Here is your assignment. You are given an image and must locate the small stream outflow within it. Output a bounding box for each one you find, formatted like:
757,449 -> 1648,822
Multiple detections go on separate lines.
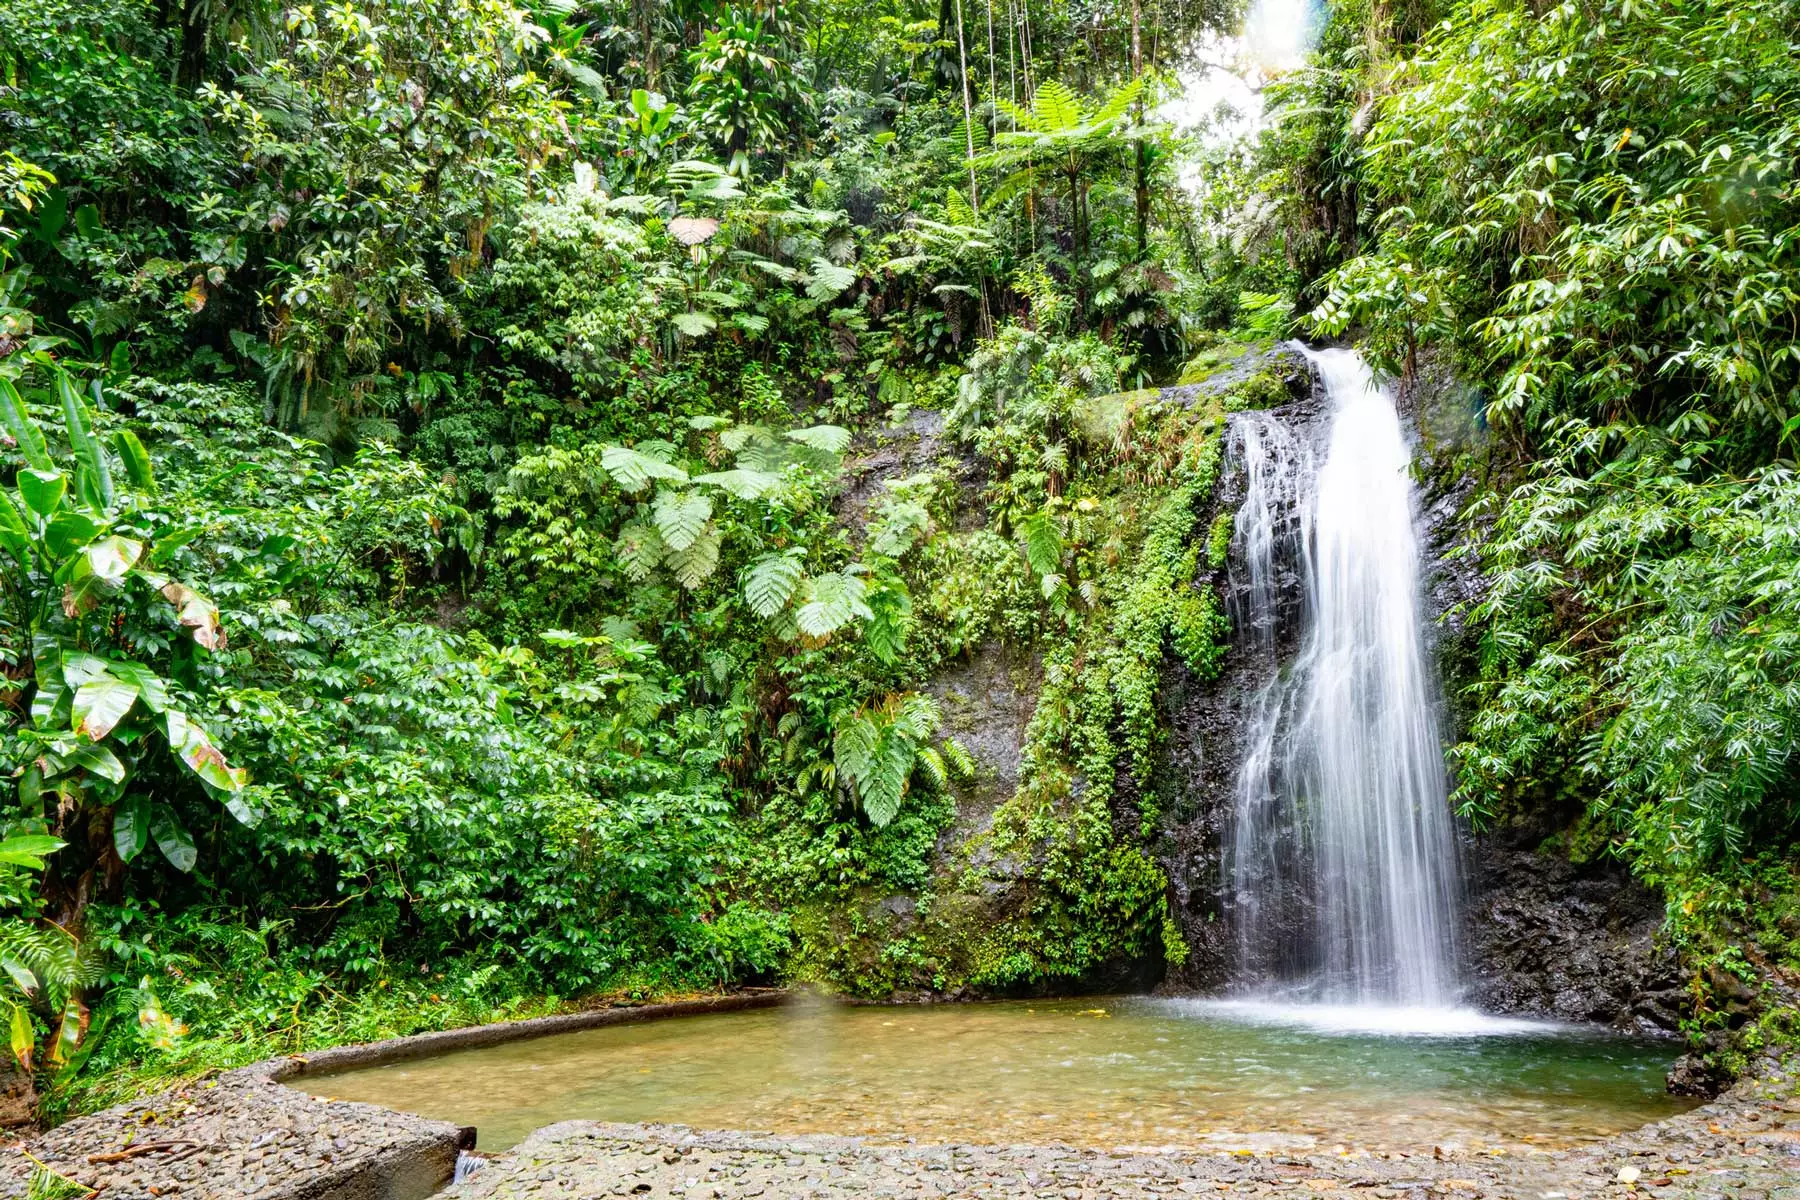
1224,347 -> 1462,1007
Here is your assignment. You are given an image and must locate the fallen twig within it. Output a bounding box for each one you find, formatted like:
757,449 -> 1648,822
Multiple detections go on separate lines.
85,1140 -> 198,1164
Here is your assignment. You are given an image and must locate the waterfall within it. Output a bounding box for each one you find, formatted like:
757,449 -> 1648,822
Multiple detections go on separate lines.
1225,346 -> 1462,1008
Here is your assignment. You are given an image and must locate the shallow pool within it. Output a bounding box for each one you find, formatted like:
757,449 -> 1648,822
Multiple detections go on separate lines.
300,996 -> 1696,1151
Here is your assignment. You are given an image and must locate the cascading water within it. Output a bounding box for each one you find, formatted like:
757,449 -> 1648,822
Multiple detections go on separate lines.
1225,346 -> 1462,1008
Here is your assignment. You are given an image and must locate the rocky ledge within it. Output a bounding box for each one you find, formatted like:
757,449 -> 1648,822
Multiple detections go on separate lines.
0,1062 -> 467,1200
447,1066 -> 1800,1200
0,994 -> 786,1200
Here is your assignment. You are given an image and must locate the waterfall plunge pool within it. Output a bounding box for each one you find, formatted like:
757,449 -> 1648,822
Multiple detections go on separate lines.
297,997 -> 1696,1153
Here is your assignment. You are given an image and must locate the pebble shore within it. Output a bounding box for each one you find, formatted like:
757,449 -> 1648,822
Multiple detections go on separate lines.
445,1066 -> 1800,1200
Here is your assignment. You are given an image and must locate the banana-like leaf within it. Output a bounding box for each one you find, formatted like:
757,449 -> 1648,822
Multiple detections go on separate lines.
58,372 -> 113,510
113,430 -> 154,491
113,795 -> 150,863
18,468 -> 67,518
151,806 -> 197,873
0,379 -> 51,471
0,834 -> 64,869
74,677 -> 139,741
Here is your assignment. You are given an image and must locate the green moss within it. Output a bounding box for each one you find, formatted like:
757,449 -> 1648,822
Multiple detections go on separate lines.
1222,367 -> 1289,412
1176,338 -> 1263,385
1206,510 -> 1235,570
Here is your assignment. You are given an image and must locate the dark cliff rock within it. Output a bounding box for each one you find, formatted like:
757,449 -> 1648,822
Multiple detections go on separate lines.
1462,834 -> 1680,1030
1155,350 -> 1327,992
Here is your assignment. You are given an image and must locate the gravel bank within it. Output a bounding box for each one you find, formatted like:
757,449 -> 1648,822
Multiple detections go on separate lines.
0,1063 -> 467,1200
0,995 -> 787,1200
444,1063 -> 1800,1200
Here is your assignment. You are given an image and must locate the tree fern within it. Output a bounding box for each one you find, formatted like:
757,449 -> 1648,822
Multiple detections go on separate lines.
600,441 -> 688,493
650,490 -> 712,552
741,551 -> 805,618
613,519 -> 665,581
795,572 -> 872,638
665,528 -> 722,589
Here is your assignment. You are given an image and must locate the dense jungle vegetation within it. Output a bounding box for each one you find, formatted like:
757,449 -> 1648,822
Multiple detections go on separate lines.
0,0 -> 1794,1119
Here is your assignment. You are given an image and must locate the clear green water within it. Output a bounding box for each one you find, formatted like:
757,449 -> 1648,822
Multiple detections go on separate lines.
300,997 -> 1696,1152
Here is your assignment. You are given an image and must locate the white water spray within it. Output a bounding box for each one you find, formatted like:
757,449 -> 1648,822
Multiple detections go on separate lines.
1226,347 -> 1462,1008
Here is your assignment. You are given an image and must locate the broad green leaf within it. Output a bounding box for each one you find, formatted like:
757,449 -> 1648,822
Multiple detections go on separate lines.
18,468 -> 66,518
85,536 -> 143,585
0,380 -> 51,471
2,959 -> 35,1000
599,442 -> 688,493
650,490 -> 712,552
223,790 -> 263,827
31,636 -> 66,726
9,1005 -> 31,1071
47,995 -> 87,1068
742,551 -> 805,618
165,710 -> 247,792
58,373 -> 113,510
44,511 -> 100,560
105,660 -> 171,713
150,806 -> 197,873
113,795 -> 150,864
74,677 -> 139,741
60,741 -> 126,785
0,834 -> 64,870
113,430 -> 154,491
51,1004 -> 106,1086
670,310 -> 717,337
0,492 -> 31,563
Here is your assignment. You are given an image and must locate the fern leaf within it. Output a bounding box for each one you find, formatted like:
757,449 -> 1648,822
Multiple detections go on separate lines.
693,469 -> 782,500
600,442 -> 689,493
651,490 -> 713,552
795,572 -> 872,638
833,716 -> 878,786
742,551 -> 805,618
806,257 -> 857,302
893,693 -> 941,741
785,425 -> 852,454
1020,508 -> 1064,576
666,528 -> 722,589
614,519 -> 666,581
943,737 -> 977,781
1031,80 -> 1085,132
914,746 -> 948,792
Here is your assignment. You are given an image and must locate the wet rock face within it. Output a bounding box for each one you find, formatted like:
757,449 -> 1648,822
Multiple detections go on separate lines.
1461,835 -> 1680,1031
1155,358 -> 1330,992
